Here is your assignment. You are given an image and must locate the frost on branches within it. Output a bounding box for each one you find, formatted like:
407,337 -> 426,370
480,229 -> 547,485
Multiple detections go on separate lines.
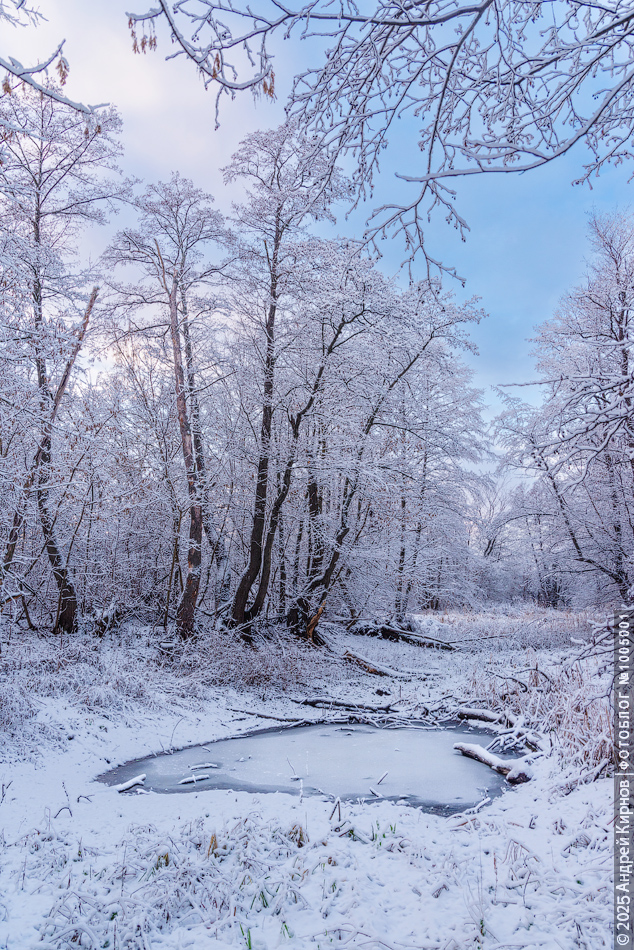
498,212 -> 634,604
129,0 -> 634,270
0,1 -> 99,133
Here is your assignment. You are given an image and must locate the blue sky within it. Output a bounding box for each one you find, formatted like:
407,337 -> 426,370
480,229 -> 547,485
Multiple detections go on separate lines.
8,0 -> 632,416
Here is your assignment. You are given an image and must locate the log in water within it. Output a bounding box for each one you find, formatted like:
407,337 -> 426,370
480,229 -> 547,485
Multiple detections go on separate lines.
98,723 -> 511,814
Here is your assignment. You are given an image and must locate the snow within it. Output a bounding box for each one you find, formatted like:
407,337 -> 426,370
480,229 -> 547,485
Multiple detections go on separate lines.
0,622 -> 612,948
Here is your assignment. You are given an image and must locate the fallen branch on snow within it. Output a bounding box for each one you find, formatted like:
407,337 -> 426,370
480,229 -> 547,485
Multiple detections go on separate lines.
227,707 -> 306,722
453,742 -> 532,784
341,649 -> 412,677
351,621 -> 455,651
114,773 -> 146,793
456,706 -> 542,751
317,627 -> 415,678
296,696 -> 394,713
457,706 -> 513,726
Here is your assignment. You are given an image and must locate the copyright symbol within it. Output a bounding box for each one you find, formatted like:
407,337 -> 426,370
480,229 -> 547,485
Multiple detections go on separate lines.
618,935 -> 629,945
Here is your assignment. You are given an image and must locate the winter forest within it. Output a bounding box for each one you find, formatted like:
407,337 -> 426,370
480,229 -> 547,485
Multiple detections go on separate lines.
0,2 -> 627,948
2,91 -> 632,639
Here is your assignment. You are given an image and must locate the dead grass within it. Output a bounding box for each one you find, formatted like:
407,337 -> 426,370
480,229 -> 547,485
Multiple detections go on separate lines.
0,680 -> 36,731
467,651 -> 613,779
0,622 -> 337,745
416,606 -> 600,651
166,626 -> 336,691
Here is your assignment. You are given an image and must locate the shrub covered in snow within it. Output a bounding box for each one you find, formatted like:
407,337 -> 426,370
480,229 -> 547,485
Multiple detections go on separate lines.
0,680 -> 36,732
467,653 -> 613,783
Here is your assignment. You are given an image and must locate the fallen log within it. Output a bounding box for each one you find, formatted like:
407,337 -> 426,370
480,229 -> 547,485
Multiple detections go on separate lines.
178,773 -> 210,785
297,696 -> 394,713
351,622 -> 455,651
317,627 -> 415,679
343,649 -> 388,676
384,627 -> 455,650
453,742 -> 532,785
456,707 -> 542,751
456,707 -> 510,725
341,648 -> 416,678
227,707 -> 306,722
114,773 -> 146,793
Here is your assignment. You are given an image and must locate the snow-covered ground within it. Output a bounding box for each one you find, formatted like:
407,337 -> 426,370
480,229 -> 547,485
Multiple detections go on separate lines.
0,612 -> 612,949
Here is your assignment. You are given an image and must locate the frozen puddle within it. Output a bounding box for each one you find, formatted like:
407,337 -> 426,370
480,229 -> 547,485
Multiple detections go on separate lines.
98,723 -> 510,813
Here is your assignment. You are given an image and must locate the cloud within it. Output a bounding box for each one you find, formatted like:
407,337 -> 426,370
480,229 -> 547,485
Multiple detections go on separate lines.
6,0 -> 632,406
6,0 -> 286,202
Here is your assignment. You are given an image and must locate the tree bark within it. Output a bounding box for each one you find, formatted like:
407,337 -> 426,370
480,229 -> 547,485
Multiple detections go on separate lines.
164,268 -> 202,638
180,289 -> 231,611
29,239 -> 98,632
231,233 -> 281,628
306,437 -> 325,582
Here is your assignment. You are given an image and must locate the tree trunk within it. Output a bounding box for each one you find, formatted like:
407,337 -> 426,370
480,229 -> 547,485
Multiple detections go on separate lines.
231,244 -> 280,628
395,489 -> 407,623
29,207 -> 98,632
36,421 -> 78,633
605,451 -> 629,600
306,445 -> 324,582
238,308 -> 353,632
165,272 -> 202,638
181,289 -> 231,611
277,480 -> 287,614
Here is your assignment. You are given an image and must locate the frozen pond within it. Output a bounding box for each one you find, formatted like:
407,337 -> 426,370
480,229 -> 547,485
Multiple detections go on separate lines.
98,723 -> 510,813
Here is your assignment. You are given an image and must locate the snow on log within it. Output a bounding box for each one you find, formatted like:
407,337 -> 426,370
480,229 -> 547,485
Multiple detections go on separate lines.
178,773 -> 210,785
456,707 -> 541,750
505,762 -> 534,784
351,622 -> 455,650
114,773 -> 146,793
317,627 -> 415,678
403,633 -> 455,650
342,649 -> 417,678
95,600 -> 121,637
453,742 -> 532,785
456,707 -> 508,725
227,707 -> 306,722
297,696 -> 393,712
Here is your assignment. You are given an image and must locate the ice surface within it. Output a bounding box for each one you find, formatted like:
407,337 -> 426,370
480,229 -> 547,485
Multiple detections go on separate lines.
98,723 -> 509,812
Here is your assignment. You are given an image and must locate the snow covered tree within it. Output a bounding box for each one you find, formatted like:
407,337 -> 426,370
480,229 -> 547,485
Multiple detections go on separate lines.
0,85 -> 123,632
222,122 -> 350,631
498,212 -> 634,603
230,238 -> 398,636
385,360 -> 488,618
106,174 -> 227,638
280,279 -> 486,633
0,3 -> 98,140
